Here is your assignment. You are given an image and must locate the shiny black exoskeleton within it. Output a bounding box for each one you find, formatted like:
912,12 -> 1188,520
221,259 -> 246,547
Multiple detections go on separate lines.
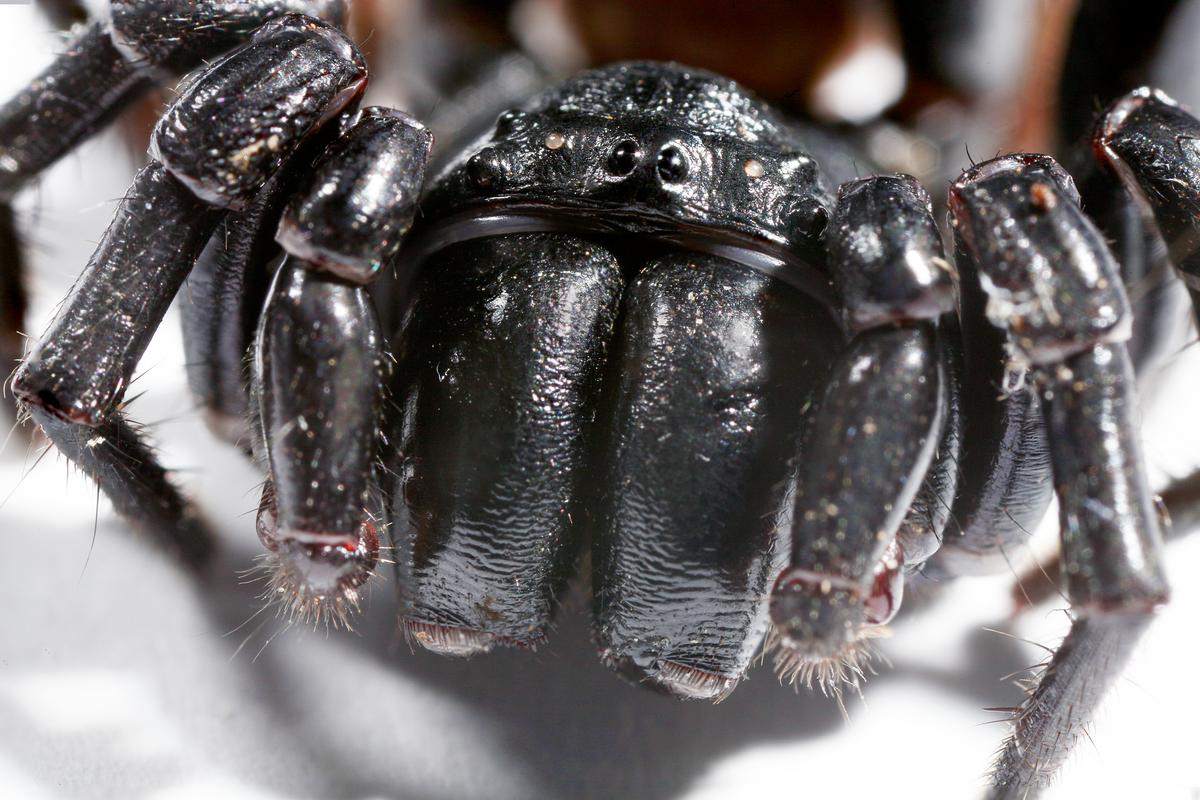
395,64 -> 854,685
2,4 -> 1197,799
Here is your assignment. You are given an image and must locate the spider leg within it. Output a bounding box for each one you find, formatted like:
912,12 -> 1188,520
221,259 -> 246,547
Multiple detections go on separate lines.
252,108 -> 430,623
1004,94 -> 1200,607
0,204 -> 26,427
1067,153 -> 1183,375
14,16 -> 366,423
1012,468 -> 1198,610
769,175 -> 956,685
923,226 -> 1055,578
950,154 -> 1168,798
1095,87 -> 1200,325
0,3 -> 348,431
179,105 -> 352,448
1089,88 -> 1200,532
27,407 -> 212,567
0,15 -> 152,430
917,4 -> 1192,580
16,162 -> 223,424
0,20 -> 151,199
1053,4 -> 1194,374
0,2 -> 347,199
10,16 -> 367,555
1068,83 -> 1200,544
252,262 -> 384,624
182,179 -> 288,448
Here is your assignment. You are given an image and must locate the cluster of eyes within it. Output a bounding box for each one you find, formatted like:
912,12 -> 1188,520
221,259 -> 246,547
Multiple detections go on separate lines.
540,132 -> 767,184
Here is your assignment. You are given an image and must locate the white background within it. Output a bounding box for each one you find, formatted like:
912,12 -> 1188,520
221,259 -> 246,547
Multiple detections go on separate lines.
1,5 -> 1198,799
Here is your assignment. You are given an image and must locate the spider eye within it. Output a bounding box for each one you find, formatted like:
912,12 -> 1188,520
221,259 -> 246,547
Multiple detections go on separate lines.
788,201 -> 829,239
467,147 -> 503,191
656,145 -> 689,183
494,109 -> 528,136
606,139 -> 641,176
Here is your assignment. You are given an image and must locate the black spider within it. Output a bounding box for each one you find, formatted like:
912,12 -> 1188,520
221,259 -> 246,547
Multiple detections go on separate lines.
1,3 -> 1198,799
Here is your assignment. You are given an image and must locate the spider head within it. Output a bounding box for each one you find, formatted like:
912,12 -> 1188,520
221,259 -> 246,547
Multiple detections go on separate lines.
422,62 -> 834,276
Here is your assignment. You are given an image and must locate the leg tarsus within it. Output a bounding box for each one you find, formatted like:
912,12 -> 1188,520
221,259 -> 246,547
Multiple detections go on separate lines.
987,613 -> 1153,800
27,406 -> 214,569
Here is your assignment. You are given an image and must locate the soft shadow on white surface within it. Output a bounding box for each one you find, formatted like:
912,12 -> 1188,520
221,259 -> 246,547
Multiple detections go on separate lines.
1,6 -> 1199,800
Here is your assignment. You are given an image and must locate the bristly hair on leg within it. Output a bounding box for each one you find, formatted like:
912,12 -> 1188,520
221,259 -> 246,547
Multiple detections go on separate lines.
248,549 -> 365,632
766,624 -> 891,716
985,614 -> 1152,799
241,507 -> 387,633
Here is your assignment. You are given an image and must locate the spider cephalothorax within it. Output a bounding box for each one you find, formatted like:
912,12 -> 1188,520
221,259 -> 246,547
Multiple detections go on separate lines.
422,63 -> 832,264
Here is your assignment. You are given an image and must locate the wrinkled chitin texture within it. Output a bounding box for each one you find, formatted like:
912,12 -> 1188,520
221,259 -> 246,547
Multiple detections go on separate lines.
183,175 -> 290,444
110,0 -> 347,72
424,62 -> 833,262
278,107 -> 432,283
14,163 -> 220,425
1042,345 -> 1168,610
898,322 -> 963,567
593,253 -> 842,693
771,325 -> 943,653
0,22 -> 150,198
933,257 -> 1052,574
394,233 -> 623,646
257,259 -> 383,538
827,174 -> 956,331
27,407 -> 211,568
151,15 -> 367,209
1097,88 -> 1200,286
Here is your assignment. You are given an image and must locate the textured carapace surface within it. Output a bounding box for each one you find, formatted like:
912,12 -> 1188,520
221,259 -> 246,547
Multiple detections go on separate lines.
418,62 -> 836,291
